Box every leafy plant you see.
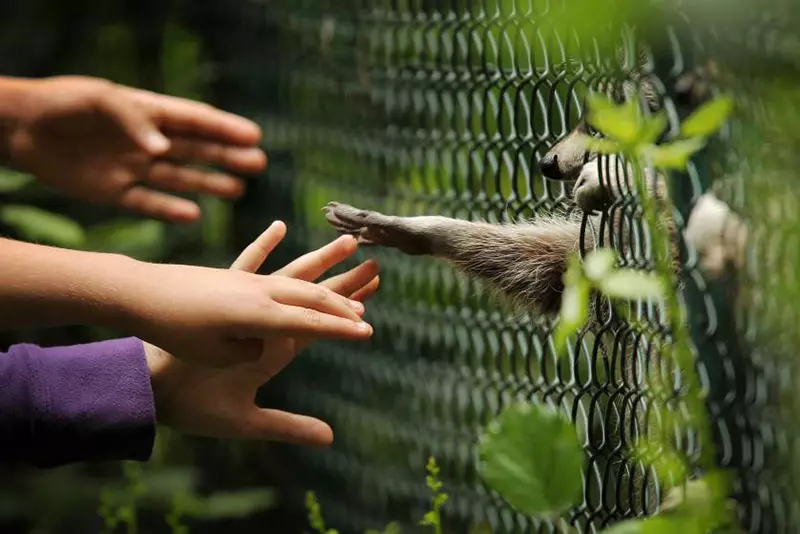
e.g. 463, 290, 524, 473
0, 204, 86, 248
469, 92, 737, 533
478, 403, 584, 517
419, 457, 448, 534
306, 491, 339, 534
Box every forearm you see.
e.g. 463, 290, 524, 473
0, 237, 141, 331
0, 337, 156, 467
0, 76, 37, 168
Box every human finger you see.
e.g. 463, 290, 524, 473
240, 408, 333, 447
295, 272, 379, 353
230, 222, 287, 273
268, 277, 365, 321
254, 303, 372, 340
118, 186, 200, 223
319, 260, 380, 299
127, 88, 262, 146
146, 161, 245, 199
165, 138, 267, 174
273, 235, 358, 281
349, 275, 380, 302
96, 89, 171, 155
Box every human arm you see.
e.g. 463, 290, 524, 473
0, 236, 372, 366
0, 337, 155, 467
0, 228, 380, 467
144, 222, 380, 447
0, 75, 266, 222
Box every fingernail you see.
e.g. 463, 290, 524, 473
348, 299, 364, 313
357, 322, 373, 334
144, 131, 170, 153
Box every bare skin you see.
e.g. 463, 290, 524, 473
0, 75, 267, 222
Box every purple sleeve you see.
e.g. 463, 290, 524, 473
0, 337, 156, 467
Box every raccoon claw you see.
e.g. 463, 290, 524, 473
322, 202, 386, 246
323, 202, 364, 233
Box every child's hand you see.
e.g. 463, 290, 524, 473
4, 75, 266, 222
144, 222, 380, 446
125, 227, 374, 367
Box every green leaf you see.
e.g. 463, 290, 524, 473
640, 113, 668, 145
583, 248, 617, 282
554, 278, 591, 353
478, 402, 584, 516
584, 137, 621, 154
84, 219, 166, 260
0, 169, 33, 193
587, 95, 642, 145
420, 511, 437, 525
679, 95, 734, 139
645, 138, 707, 169
0, 205, 86, 248
598, 270, 664, 299
599, 519, 645, 534
187, 488, 276, 519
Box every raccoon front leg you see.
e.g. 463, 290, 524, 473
323, 202, 588, 314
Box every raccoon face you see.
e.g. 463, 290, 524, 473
539, 74, 663, 182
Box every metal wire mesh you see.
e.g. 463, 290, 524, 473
233, 1, 790, 532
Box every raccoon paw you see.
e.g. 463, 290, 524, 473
323, 202, 439, 255
322, 202, 391, 246
573, 171, 611, 214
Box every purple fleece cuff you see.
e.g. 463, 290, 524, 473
0, 337, 156, 467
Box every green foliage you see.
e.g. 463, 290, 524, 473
84, 219, 167, 260
680, 96, 736, 139
0, 204, 86, 248
645, 138, 707, 170
585, 93, 734, 171
0, 168, 33, 192
365, 522, 402, 534
478, 403, 584, 517
554, 255, 592, 353
306, 491, 339, 534
97, 463, 275, 534
587, 97, 646, 146
555, 249, 665, 354
419, 457, 448, 534
579, 93, 737, 533
599, 270, 665, 300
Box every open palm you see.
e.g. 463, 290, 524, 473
145, 222, 379, 446
8, 76, 267, 222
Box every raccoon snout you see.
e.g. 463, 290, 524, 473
539, 153, 562, 180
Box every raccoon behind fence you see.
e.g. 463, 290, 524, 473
320, 61, 746, 521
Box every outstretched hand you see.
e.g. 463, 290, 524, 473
143, 222, 379, 447
6, 75, 266, 222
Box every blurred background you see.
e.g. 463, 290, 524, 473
0, 0, 798, 533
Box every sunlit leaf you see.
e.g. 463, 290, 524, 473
0, 169, 33, 193
583, 248, 617, 282
186, 488, 276, 519
646, 138, 706, 169
0, 205, 85, 248
640, 113, 668, 145
680, 95, 735, 139
84, 219, 166, 260
138, 468, 198, 503
599, 270, 664, 299
478, 402, 584, 516
554, 277, 591, 353
600, 519, 645, 534
587, 95, 642, 145
585, 137, 621, 154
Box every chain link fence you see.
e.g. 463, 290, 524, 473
227, 1, 798, 533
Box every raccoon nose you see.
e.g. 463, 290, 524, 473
539, 154, 563, 180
